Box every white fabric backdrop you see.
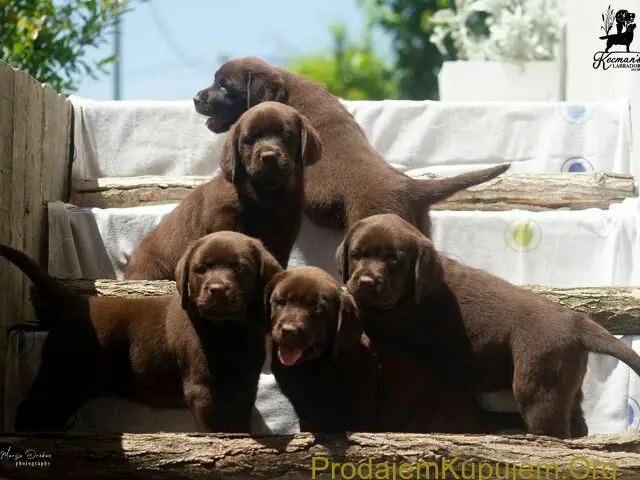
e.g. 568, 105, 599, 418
5, 97, 640, 435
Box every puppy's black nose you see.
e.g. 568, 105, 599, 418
358, 274, 376, 287
208, 283, 228, 298
261, 152, 277, 163
193, 92, 203, 105
280, 324, 301, 339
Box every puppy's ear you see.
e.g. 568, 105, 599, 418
413, 235, 445, 304
335, 236, 349, 284
175, 241, 198, 311
297, 113, 322, 167
219, 123, 242, 183
263, 271, 283, 319
333, 290, 362, 356
253, 239, 284, 286
247, 71, 288, 108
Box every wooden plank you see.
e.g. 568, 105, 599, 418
47, 279, 640, 335
0, 97, 12, 138
0, 65, 14, 335
423, 171, 636, 211
0, 431, 638, 479
21, 76, 45, 321
72, 173, 637, 211
0, 60, 15, 101
7, 71, 29, 332
0, 62, 15, 431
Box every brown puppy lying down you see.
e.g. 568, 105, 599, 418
336, 213, 640, 439
125, 101, 321, 280
193, 56, 510, 237
0, 231, 281, 432
266, 266, 525, 434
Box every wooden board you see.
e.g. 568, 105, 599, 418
8, 70, 29, 328
53, 279, 640, 335
21, 75, 44, 320
0, 431, 638, 479
0, 63, 72, 430
0, 61, 15, 376
72, 172, 637, 211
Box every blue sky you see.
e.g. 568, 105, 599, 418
75, 0, 391, 101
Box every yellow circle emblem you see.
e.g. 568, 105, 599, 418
504, 219, 542, 253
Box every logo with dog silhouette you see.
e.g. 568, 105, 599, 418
593, 5, 640, 70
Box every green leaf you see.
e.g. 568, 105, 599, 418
0, 0, 143, 94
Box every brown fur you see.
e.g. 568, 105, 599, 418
0, 231, 282, 433
125, 101, 321, 280
193, 56, 510, 237
265, 266, 525, 434
336, 213, 640, 438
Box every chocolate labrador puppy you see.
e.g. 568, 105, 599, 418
125, 101, 321, 280
267, 266, 525, 434
0, 231, 281, 433
193, 56, 510, 238
336, 213, 640, 439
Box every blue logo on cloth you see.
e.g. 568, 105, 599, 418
628, 396, 640, 429
559, 104, 593, 123
15, 330, 25, 355
561, 157, 594, 173
13, 330, 36, 358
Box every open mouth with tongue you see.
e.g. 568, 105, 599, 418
275, 342, 321, 367
277, 347, 304, 366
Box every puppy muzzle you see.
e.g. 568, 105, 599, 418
348, 273, 397, 309
248, 154, 293, 188
196, 288, 245, 320
271, 321, 320, 366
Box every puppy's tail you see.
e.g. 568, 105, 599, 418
0, 244, 76, 326
411, 163, 510, 207
578, 314, 640, 378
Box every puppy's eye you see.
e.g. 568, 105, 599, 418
274, 297, 287, 306
243, 135, 255, 145
194, 263, 207, 274
236, 262, 250, 274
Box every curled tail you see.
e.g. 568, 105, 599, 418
578, 315, 640, 378
411, 163, 510, 206
0, 244, 75, 326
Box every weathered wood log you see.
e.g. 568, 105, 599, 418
55, 280, 640, 335
0, 432, 638, 479
72, 173, 636, 211
423, 171, 637, 211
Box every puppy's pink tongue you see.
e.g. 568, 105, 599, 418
278, 347, 303, 366
205, 117, 215, 127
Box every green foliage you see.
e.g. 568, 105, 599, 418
0, 0, 140, 94
286, 23, 398, 101
357, 0, 450, 100
358, 0, 486, 99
